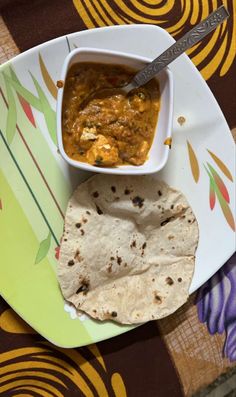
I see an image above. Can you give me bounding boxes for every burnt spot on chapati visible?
[161,216,175,227]
[111,311,117,318]
[67,259,75,266]
[130,240,136,248]
[86,210,91,215]
[74,250,83,262]
[166,277,174,286]
[141,242,147,256]
[110,256,115,261]
[82,217,88,223]
[93,191,99,198]
[64,238,67,242]
[80,229,85,236]
[178,277,182,283]
[154,292,162,304]
[124,188,131,195]
[75,222,81,228]
[76,279,90,295]
[117,256,122,265]
[95,204,103,215]
[158,190,162,196]
[111,186,116,193]
[107,263,113,273]
[132,196,144,208]
[170,204,174,209]
[168,235,174,240]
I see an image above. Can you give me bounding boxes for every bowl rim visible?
[56,47,174,175]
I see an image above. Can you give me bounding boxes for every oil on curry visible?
[62,63,160,167]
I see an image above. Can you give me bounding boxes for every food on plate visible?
[177,116,186,126]
[62,63,160,166]
[57,174,199,324]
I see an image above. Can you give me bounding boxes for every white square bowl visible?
[56,47,173,175]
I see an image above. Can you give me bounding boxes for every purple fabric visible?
[196,253,236,361]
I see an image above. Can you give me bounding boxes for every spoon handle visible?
[132,5,229,88]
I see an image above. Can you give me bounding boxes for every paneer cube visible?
[80,126,97,141]
[86,135,119,166]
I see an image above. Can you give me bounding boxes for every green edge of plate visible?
[0,168,132,347]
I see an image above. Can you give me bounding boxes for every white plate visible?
[0,25,235,347]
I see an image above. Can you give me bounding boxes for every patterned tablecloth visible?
[0,1,235,396]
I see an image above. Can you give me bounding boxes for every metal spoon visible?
[80,5,229,108]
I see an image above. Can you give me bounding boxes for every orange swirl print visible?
[72,0,235,80]
[0,309,127,397]
[0,346,127,396]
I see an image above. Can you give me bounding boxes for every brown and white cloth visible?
[0,1,235,396]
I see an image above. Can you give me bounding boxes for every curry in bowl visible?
[62,63,160,167]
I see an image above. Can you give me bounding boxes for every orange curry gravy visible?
[62,63,160,166]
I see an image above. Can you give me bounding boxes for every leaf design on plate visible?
[187,141,200,183]
[205,165,235,231]
[3,73,17,144]
[4,73,42,111]
[207,162,230,204]
[216,190,235,232]
[30,72,57,145]
[39,53,58,100]
[207,149,233,182]
[35,232,52,264]
[9,66,36,128]
[18,96,37,127]
[209,179,216,210]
